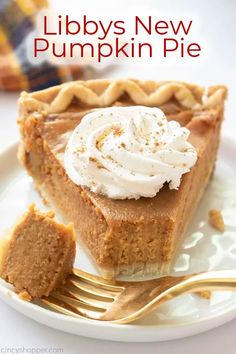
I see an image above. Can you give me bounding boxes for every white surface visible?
[1,0,236,352]
[1,141,236,342]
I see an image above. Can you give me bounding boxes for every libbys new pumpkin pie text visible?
[34,15,202,62]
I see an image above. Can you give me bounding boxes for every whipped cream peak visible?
[64,106,198,199]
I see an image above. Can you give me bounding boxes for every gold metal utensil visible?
[40,269,236,324]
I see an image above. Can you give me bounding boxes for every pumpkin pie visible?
[17,79,227,278]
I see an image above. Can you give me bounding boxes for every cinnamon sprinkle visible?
[113,126,124,136]
[89,156,104,169]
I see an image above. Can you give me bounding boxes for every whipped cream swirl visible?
[64,106,197,199]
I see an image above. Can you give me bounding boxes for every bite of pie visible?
[17,79,227,278]
[0,204,76,298]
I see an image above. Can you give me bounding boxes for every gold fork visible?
[40,269,236,324]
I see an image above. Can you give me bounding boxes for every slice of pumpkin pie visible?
[0,205,76,298]
[17,79,227,278]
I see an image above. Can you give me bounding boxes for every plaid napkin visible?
[0,0,84,91]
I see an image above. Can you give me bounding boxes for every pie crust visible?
[18,79,227,278]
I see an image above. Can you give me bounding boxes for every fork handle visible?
[102,270,236,323]
[124,270,236,324]
[170,269,236,297]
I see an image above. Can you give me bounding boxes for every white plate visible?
[0,137,236,342]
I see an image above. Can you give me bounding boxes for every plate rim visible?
[0,136,236,342]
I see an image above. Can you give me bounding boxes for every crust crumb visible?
[209,209,225,232]
[46,210,55,218]
[196,291,211,300]
[19,290,32,302]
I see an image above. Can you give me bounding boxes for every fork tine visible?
[41,294,104,320]
[72,269,123,292]
[67,277,119,299]
[52,292,107,313]
[57,287,110,310]
[41,296,87,319]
